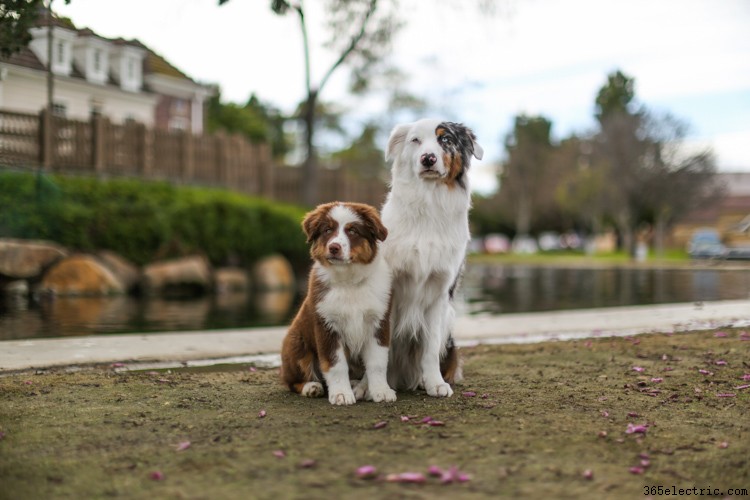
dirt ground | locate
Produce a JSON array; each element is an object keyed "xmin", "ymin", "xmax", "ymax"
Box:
[{"xmin": 1, "ymin": 328, "xmax": 749, "ymax": 499}]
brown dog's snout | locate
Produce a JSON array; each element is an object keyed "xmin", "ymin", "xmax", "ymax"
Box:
[
  {"xmin": 420, "ymin": 153, "xmax": 437, "ymax": 167},
  {"xmin": 328, "ymin": 242, "xmax": 341, "ymax": 256}
]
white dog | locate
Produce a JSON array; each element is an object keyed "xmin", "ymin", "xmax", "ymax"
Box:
[{"xmin": 381, "ymin": 118, "xmax": 483, "ymax": 397}]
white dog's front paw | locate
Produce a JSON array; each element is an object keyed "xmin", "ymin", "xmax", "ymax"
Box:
[
  {"xmin": 425, "ymin": 382, "xmax": 453, "ymax": 398},
  {"xmin": 301, "ymin": 381, "xmax": 324, "ymax": 398},
  {"xmin": 369, "ymin": 385, "xmax": 397, "ymax": 403},
  {"xmin": 329, "ymin": 389, "xmax": 357, "ymax": 406}
]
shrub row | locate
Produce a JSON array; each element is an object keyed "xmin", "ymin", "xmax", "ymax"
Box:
[{"xmin": 0, "ymin": 171, "xmax": 308, "ymax": 267}]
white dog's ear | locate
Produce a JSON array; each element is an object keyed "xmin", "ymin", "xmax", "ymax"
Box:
[
  {"xmin": 472, "ymin": 139, "xmax": 484, "ymax": 161},
  {"xmin": 385, "ymin": 123, "xmax": 411, "ymax": 162}
]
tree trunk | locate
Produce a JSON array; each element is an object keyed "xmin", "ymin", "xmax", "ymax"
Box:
[{"xmin": 301, "ymin": 90, "xmax": 318, "ymax": 207}]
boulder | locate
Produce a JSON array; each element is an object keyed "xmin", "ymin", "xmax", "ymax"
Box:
[
  {"xmin": 96, "ymin": 250, "xmax": 140, "ymax": 291},
  {"xmin": 0, "ymin": 238, "xmax": 68, "ymax": 279},
  {"xmin": 214, "ymin": 267, "xmax": 251, "ymax": 294},
  {"xmin": 142, "ymin": 255, "xmax": 212, "ymax": 296},
  {"xmin": 40, "ymin": 254, "xmax": 125, "ymax": 296},
  {"xmin": 251, "ymin": 254, "xmax": 295, "ymax": 291}
]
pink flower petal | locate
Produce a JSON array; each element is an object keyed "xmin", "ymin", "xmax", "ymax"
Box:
[
  {"xmin": 739, "ymin": 332, "xmax": 750, "ymax": 341},
  {"xmin": 258, "ymin": 410, "xmax": 267, "ymax": 418},
  {"xmin": 598, "ymin": 431, "xmax": 608, "ymax": 438},
  {"xmin": 457, "ymin": 472, "xmax": 471, "ymax": 483},
  {"xmin": 582, "ymin": 469, "xmax": 594, "ymax": 480},
  {"xmin": 742, "ymin": 374, "xmax": 750, "ymax": 381},
  {"xmin": 427, "ymin": 465, "xmax": 443, "ymax": 477},
  {"xmin": 299, "ymin": 459, "xmax": 317, "ymax": 468},
  {"xmin": 461, "ymin": 391, "xmax": 477, "ymax": 397},
  {"xmin": 248, "ymin": 366, "xmax": 257, "ymax": 372},
  {"xmin": 626, "ymin": 423, "xmax": 648, "ymax": 434},
  {"xmin": 716, "ymin": 393, "xmax": 736, "ymax": 398},
  {"xmin": 735, "ymin": 384, "xmax": 750, "ymax": 390},
  {"xmin": 0, "ymin": 431, "xmax": 6, "ymax": 440},
  {"xmin": 640, "ymin": 459, "xmax": 651, "ymax": 468},
  {"xmin": 480, "ymin": 393, "xmax": 489, "ymax": 399},
  {"xmin": 175, "ymin": 441, "xmax": 191, "ymax": 451},
  {"xmin": 719, "ymin": 441, "xmax": 729, "ymax": 449},
  {"xmin": 357, "ymin": 465, "xmax": 377, "ymax": 479},
  {"xmin": 715, "ymin": 360, "xmax": 728, "ymax": 366},
  {"xmin": 627, "ymin": 412, "xmax": 639, "ymax": 418},
  {"xmin": 714, "ymin": 331, "xmax": 728, "ymax": 338},
  {"xmin": 149, "ymin": 471, "xmax": 165, "ymax": 481},
  {"xmin": 632, "ymin": 366, "xmax": 645, "ymax": 372},
  {"xmin": 400, "ymin": 416, "xmax": 410, "ymax": 422},
  {"xmin": 650, "ymin": 377, "xmax": 663, "ymax": 383},
  {"xmin": 373, "ymin": 421, "xmax": 388, "ymax": 429},
  {"xmin": 699, "ymin": 369, "xmax": 713, "ymax": 376},
  {"xmin": 111, "ymin": 362, "xmax": 126, "ymax": 368},
  {"xmin": 386, "ymin": 472, "xmax": 426, "ymax": 483},
  {"xmin": 629, "ymin": 466, "xmax": 645, "ymax": 475},
  {"xmin": 427, "ymin": 420, "xmax": 445, "ymax": 427},
  {"xmin": 419, "ymin": 416, "xmax": 433, "ymax": 424},
  {"xmin": 601, "ymin": 410, "xmax": 609, "ymax": 418},
  {"xmin": 272, "ymin": 450, "xmax": 286, "ymax": 458}
]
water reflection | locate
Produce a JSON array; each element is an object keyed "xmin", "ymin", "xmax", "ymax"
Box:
[
  {"xmin": 0, "ymin": 290, "xmax": 298, "ymax": 341},
  {"xmin": 461, "ymin": 265, "xmax": 750, "ymax": 315},
  {"xmin": 2, "ymin": 265, "xmax": 750, "ymax": 340}
]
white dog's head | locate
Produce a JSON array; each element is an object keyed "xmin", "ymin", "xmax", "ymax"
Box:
[{"xmin": 385, "ymin": 119, "xmax": 483, "ymax": 189}]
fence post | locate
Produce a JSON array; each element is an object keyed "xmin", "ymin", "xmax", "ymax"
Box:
[
  {"xmin": 137, "ymin": 123, "xmax": 152, "ymax": 178},
  {"xmin": 39, "ymin": 108, "xmax": 53, "ymax": 169},
  {"xmin": 181, "ymin": 130, "xmax": 194, "ymax": 182},
  {"xmin": 91, "ymin": 114, "xmax": 106, "ymax": 174},
  {"xmin": 214, "ymin": 131, "xmax": 227, "ymax": 185},
  {"xmin": 259, "ymin": 143, "xmax": 275, "ymax": 200}
]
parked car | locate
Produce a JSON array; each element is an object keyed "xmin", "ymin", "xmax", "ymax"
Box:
[
  {"xmin": 687, "ymin": 229, "xmax": 726, "ymax": 259},
  {"xmin": 537, "ymin": 232, "xmax": 562, "ymax": 252},
  {"xmin": 724, "ymin": 247, "xmax": 750, "ymax": 260},
  {"xmin": 484, "ymin": 233, "xmax": 510, "ymax": 254}
]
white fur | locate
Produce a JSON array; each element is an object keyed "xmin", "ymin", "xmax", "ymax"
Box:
[
  {"xmin": 382, "ymin": 118, "xmax": 481, "ymax": 397},
  {"xmin": 314, "ymin": 232, "xmax": 395, "ymax": 404},
  {"xmin": 326, "ymin": 204, "xmax": 360, "ymax": 263}
]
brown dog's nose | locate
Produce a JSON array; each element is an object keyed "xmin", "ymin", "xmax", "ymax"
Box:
[
  {"xmin": 420, "ymin": 153, "xmax": 437, "ymax": 167},
  {"xmin": 328, "ymin": 242, "xmax": 341, "ymax": 255}
]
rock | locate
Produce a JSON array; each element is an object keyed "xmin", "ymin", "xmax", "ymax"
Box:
[
  {"xmin": 96, "ymin": 250, "xmax": 140, "ymax": 291},
  {"xmin": 215, "ymin": 267, "xmax": 251, "ymax": 294},
  {"xmin": 40, "ymin": 255, "xmax": 125, "ymax": 296},
  {"xmin": 0, "ymin": 238, "xmax": 68, "ymax": 279},
  {"xmin": 251, "ymin": 254, "xmax": 295, "ymax": 291},
  {"xmin": 142, "ymin": 255, "xmax": 212, "ymax": 296}
]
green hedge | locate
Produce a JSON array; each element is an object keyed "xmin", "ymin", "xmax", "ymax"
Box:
[{"xmin": 0, "ymin": 171, "xmax": 308, "ymax": 266}]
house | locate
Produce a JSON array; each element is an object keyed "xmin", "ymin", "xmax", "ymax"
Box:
[
  {"xmin": 670, "ymin": 172, "xmax": 750, "ymax": 248},
  {"xmin": 0, "ymin": 11, "xmax": 213, "ymax": 134}
]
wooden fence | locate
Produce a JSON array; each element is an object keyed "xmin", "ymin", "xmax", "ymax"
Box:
[{"xmin": 0, "ymin": 108, "xmax": 388, "ymax": 207}]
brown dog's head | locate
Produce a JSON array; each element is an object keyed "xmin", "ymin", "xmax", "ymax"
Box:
[{"xmin": 302, "ymin": 202, "xmax": 388, "ymax": 266}]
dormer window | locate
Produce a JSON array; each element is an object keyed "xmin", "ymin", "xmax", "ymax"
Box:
[
  {"xmin": 111, "ymin": 45, "xmax": 145, "ymax": 92},
  {"xmin": 56, "ymin": 41, "xmax": 65, "ymax": 64},
  {"xmin": 93, "ymin": 49, "xmax": 101, "ymax": 71}
]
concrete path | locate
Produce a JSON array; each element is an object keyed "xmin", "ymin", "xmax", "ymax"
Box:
[{"xmin": 1, "ymin": 300, "xmax": 748, "ymax": 373}]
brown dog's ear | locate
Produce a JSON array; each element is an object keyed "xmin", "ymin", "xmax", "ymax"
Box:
[
  {"xmin": 385, "ymin": 123, "xmax": 411, "ymax": 163},
  {"xmin": 351, "ymin": 203, "xmax": 388, "ymax": 242},
  {"xmin": 302, "ymin": 206, "xmax": 326, "ymax": 243}
]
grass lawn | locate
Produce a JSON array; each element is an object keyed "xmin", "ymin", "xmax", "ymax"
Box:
[{"xmin": 1, "ymin": 329, "xmax": 749, "ymax": 499}]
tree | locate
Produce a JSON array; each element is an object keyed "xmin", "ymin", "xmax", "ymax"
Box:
[
  {"xmin": 499, "ymin": 114, "xmax": 554, "ymax": 237},
  {"xmin": 0, "ymin": 0, "xmax": 43, "ymax": 58},
  {"xmin": 207, "ymin": 92, "xmax": 290, "ymax": 159},
  {"xmin": 592, "ymin": 70, "xmax": 720, "ymax": 257},
  {"xmin": 220, "ymin": 0, "xmax": 400, "ymax": 206}
]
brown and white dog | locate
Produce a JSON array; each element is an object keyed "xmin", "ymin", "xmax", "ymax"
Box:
[
  {"xmin": 281, "ymin": 201, "xmax": 396, "ymax": 405},
  {"xmin": 381, "ymin": 119, "xmax": 483, "ymax": 397}
]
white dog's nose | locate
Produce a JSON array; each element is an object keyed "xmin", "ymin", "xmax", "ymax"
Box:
[{"xmin": 420, "ymin": 153, "xmax": 437, "ymax": 167}]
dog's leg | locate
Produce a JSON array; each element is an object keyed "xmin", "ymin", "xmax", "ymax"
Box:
[
  {"xmin": 420, "ymin": 302, "xmax": 454, "ymax": 397},
  {"xmin": 362, "ymin": 337, "xmax": 397, "ymax": 403},
  {"xmin": 323, "ymin": 346, "xmax": 357, "ymax": 405}
]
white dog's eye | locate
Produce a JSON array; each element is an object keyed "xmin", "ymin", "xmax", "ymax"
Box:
[
  {"xmin": 439, "ymin": 135, "xmax": 451, "ymax": 145},
  {"xmin": 411, "ymin": 137, "xmax": 421, "ymax": 144}
]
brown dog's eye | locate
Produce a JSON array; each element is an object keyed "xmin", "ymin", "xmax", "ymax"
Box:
[{"xmin": 347, "ymin": 227, "xmax": 358, "ymax": 236}]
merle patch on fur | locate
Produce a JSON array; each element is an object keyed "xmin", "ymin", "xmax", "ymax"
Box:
[{"xmin": 435, "ymin": 122, "xmax": 479, "ymax": 189}]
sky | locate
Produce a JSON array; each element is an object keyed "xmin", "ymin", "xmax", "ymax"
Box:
[{"xmin": 54, "ymin": 0, "xmax": 750, "ymax": 194}]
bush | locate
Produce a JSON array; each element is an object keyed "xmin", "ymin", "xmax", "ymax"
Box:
[{"xmin": 0, "ymin": 171, "xmax": 308, "ymax": 266}]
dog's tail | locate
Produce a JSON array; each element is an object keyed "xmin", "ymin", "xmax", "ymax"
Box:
[{"xmin": 440, "ymin": 334, "xmax": 463, "ymax": 384}]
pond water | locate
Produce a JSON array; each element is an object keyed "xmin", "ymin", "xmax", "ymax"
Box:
[{"xmin": 2, "ymin": 264, "xmax": 750, "ymax": 340}]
